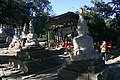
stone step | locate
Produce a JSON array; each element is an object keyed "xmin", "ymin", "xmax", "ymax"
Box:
[
  {"xmin": 62, "ymin": 59, "xmax": 105, "ymax": 73},
  {"xmin": 16, "ymin": 49, "xmax": 64, "ymax": 60},
  {"xmin": 21, "ymin": 46, "xmax": 45, "ymax": 52},
  {"xmin": 1, "ymin": 63, "xmax": 59, "ymax": 80},
  {"xmin": 58, "ymin": 67, "xmax": 110, "ymax": 80},
  {"xmin": 9, "ymin": 57, "xmax": 62, "ymax": 72}
]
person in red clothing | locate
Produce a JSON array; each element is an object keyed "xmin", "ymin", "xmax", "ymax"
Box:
[
  {"xmin": 63, "ymin": 34, "xmax": 69, "ymax": 48},
  {"xmin": 107, "ymin": 40, "xmax": 113, "ymax": 52}
]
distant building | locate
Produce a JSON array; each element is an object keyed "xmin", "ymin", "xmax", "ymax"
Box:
[{"xmin": 45, "ymin": 12, "xmax": 79, "ymax": 42}]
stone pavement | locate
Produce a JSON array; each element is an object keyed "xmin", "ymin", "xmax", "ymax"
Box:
[
  {"xmin": 0, "ymin": 48, "xmax": 120, "ymax": 80},
  {"xmin": 0, "ymin": 63, "xmax": 58, "ymax": 80},
  {"xmin": 105, "ymin": 56, "xmax": 120, "ymax": 80}
]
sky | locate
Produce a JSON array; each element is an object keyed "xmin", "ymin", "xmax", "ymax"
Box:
[{"xmin": 49, "ymin": 0, "xmax": 111, "ymax": 15}]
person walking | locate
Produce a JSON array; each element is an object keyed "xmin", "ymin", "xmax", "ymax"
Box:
[{"xmin": 100, "ymin": 41, "xmax": 107, "ymax": 61}]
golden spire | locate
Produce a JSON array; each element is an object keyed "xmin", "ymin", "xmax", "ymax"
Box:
[{"xmin": 80, "ymin": 8, "xmax": 84, "ymax": 15}]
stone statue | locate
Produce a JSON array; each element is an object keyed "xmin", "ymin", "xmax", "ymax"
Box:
[
  {"xmin": 71, "ymin": 14, "xmax": 99, "ymax": 61},
  {"xmin": 25, "ymin": 30, "xmax": 38, "ymax": 46}
]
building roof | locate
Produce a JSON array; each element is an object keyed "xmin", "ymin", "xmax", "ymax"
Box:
[{"xmin": 45, "ymin": 12, "xmax": 79, "ymax": 30}]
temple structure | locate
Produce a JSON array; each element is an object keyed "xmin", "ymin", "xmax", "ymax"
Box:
[{"xmin": 45, "ymin": 12, "xmax": 79, "ymax": 43}]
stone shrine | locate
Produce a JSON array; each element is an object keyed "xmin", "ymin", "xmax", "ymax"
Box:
[
  {"xmin": 25, "ymin": 20, "xmax": 39, "ymax": 46},
  {"xmin": 21, "ymin": 23, "xmax": 28, "ymax": 46},
  {"xmin": 58, "ymin": 9, "xmax": 109, "ymax": 80},
  {"xmin": 0, "ymin": 24, "xmax": 7, "ymax": 48},
  {"xmin": 0, "ymin": 25, "xmax": 7, "ymax": 42},
  {"xmin": 8, "ymin": 28, "xmax": 21, "ymax": 51},
  {"xmin": 8, "ymin": 20, "xmax": 65, "ymax": 73}
]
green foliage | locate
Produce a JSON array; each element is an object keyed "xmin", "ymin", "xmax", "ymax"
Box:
[
  {"xmin": 25, "ymin": 0, "xmax": 52, "ymax": 36},
  {"xmin": 48, "ymin": 31, "xmax": 55, "ymax": 43},
  {"xmin": 84, "ymin": 0, "xmax": 120, "ymax": 45},
  {"xmin": 33, "ymin": 16, "xmax": 48, "ymax": 36},
  {"xmin": 85, "ymin": 13, "xmax": 106, "ymax": 41},
  {"xmin": 0, "ymin": 0, "xmax": 52, "ymax": 29},
  {"xmin": 25, "ymin": 0, "xmax": 52, "ymax": 16},
  {"xmin": 0, "ymin": 0, "xmax": 29, "ymax": 26}
]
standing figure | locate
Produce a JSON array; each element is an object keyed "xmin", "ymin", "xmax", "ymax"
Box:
[
  {"xmin": 100, "ymin": 41, "xmax": 107, "ymax": 60},
  {"xmin": 107, "ymin": 40, "xmax": 113, "ymax": 52},
  {"xmin": 63, "ymin": 34, "xmax": 69, "ymax": 48}
]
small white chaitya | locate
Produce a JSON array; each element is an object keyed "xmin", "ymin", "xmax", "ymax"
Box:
[
  {"xmin": 25, "ymin": 20, "xmax": 39, "ymax": 46},
  {"xmin": 0, "ymin": 24, "xmax": 7, "ymax": 40},
  {"xmin": 71, "ymin": 14, "xmax": 99, "ymax": 61},
  {"xmin": 21, "ymin": 23, "xmax": 28, "ymax": 46},
  {"xmin": 21, "ymin": 23, "xmax": 28, "ymax": 39},
  {"xmin": 8, "ymin": 28, "xmax": 21, "ymax": 50}
]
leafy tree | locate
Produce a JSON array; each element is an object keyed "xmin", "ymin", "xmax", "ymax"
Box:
[
  {"xmin": 33, "ymin": 15, "xmax": 49, "ymax": 36},
  {"xmin": 0, "ymin": 0, "xmax": 29, "ymax": 26},
  {"xmin": 84, "ymin": 0, "xmax": 120, "ymax": 45},
  {"xmin": 24, "ymin": 0, "xmax": 52, "ymax": 17},
  {"xmin": 0, "ymin": 0, "xmax": 52, "ymax": 37},
  {"xmin": 23, "ymin": 0, "xmax": 52, "ymax": 36},
  {"xmin": 0, "ymin": 0, "xmax": 52, "ymax": 25}
]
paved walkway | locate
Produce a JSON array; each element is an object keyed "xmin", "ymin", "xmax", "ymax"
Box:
[
  {"xmin": 105, "ymin": 55, "xmax": 120, "ymax": 80},
  {"xmin": 0, "ymin": 47, "xmax": 120, "ymax": 80}
]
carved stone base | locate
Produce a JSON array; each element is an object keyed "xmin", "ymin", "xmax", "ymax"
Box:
[
  {"xmin": 9, "ymin": 57, "xmax": 61, "ymax": 72},
  {"xmin": 58, "ymin": 59, "xmax": 110, "ymax": 80},
  {"xmin": 8, "ymin": 46, "xmax": 64, "ymax": 73}
]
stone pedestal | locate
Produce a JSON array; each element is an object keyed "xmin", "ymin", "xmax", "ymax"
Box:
[
  {"xmin": 9, "ymin": 46, "xmax": 64, "ymax": 72},
  {"xmin": 9, "ymin": 57, "xmax": 61, "ymax": 72},
  {"xmin": 58, "ymin": 59, "xmax": 109, "ymax": 80},
  {"xmin": 25, "ymin": 32, "xmax": 39, "ymax": 46}
]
